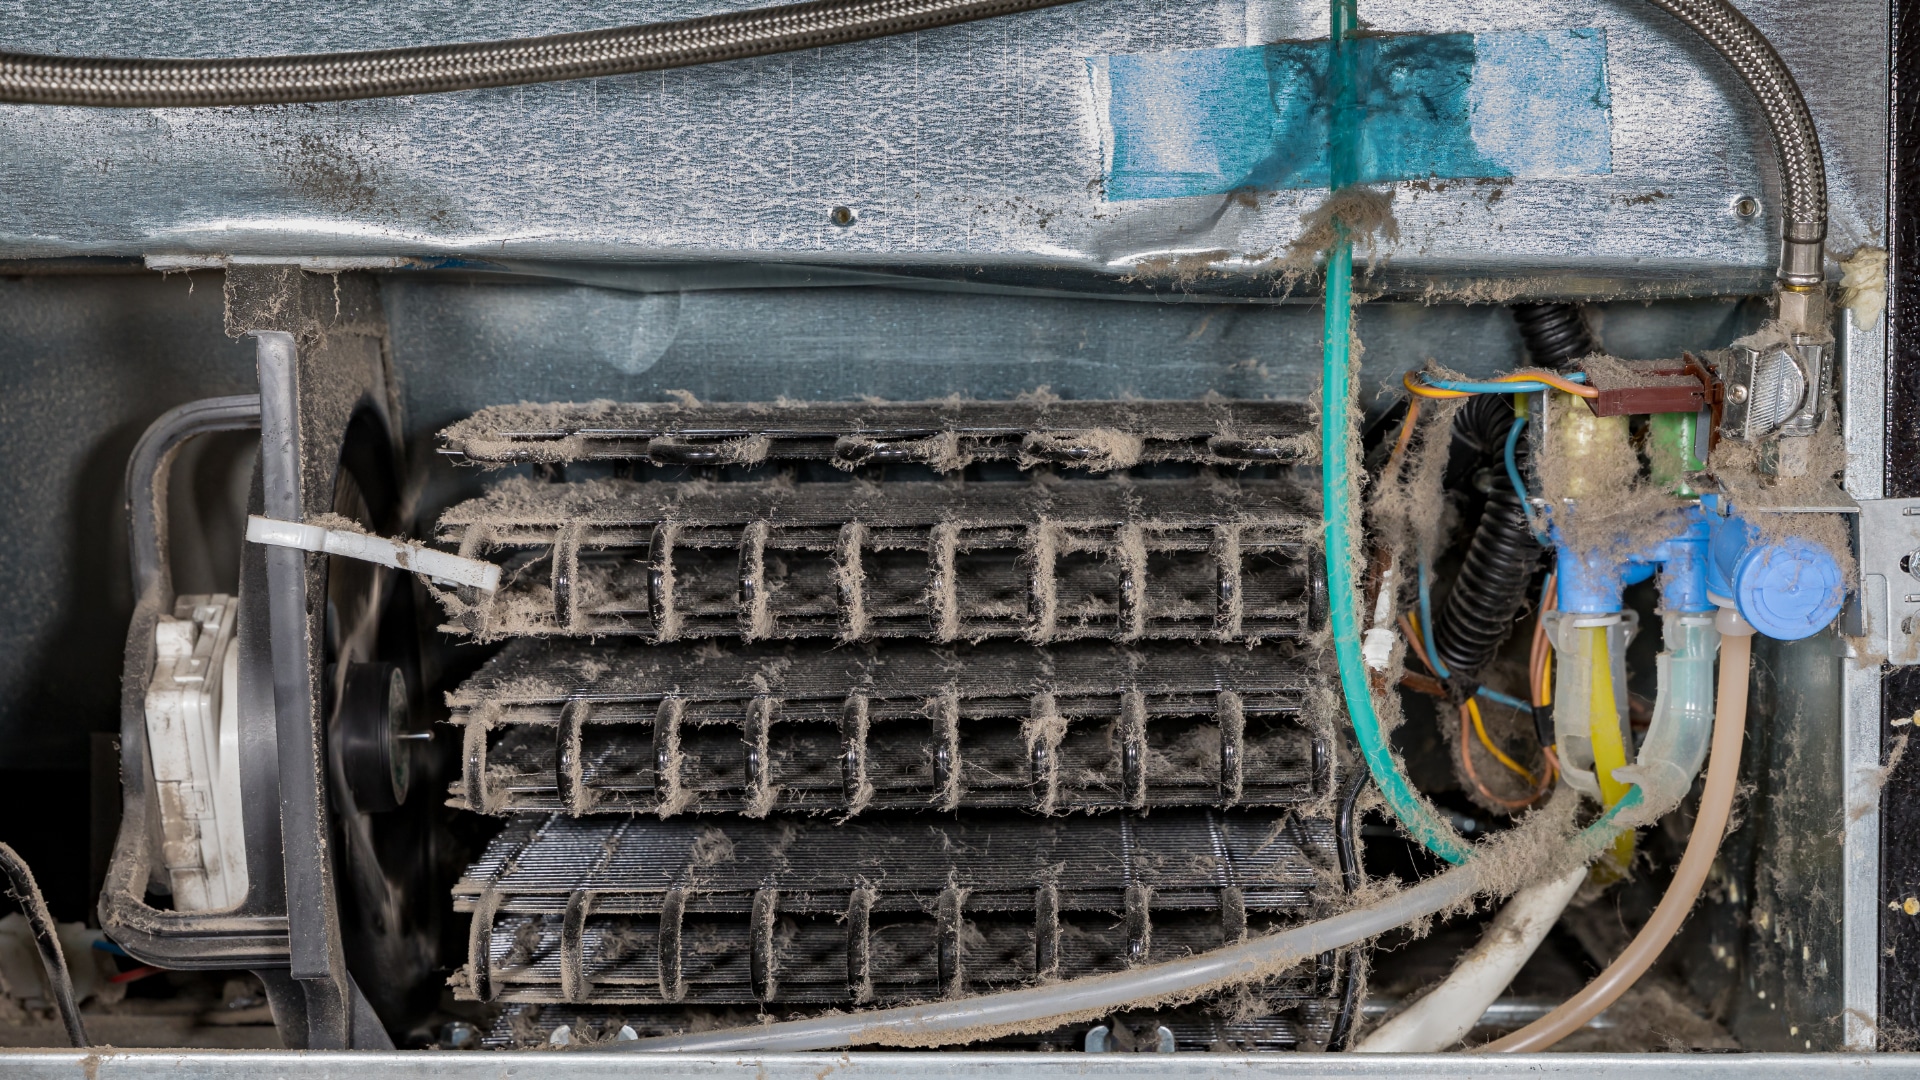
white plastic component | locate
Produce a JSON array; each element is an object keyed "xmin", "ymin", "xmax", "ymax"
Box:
[
  {"xmin": 0, "ymin": 913, "xmax": 121, "ymax": 1007},
  {"xmin": 1363, "ymin": 559, "xmax": 1399, "ymax": 671},
  {"xmin": 1354, "ymin": 863, "xmax": 1586, "ymax": 1052},
  {"xmin": 1361, "ymin": 627, "xmax": 1397, "ymax": 672},
  {"xmin": 245, "ymin": 515, "xmax": 500, "ymax": 591},
  {"xmin": 144, "ymin": 594, "xmax": 248, "ymax": 911}
]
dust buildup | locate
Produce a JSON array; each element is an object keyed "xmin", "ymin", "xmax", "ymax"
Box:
[
  {"xmin": 1707, "ymin": 415, "xmax": 1855, "ymax": 587},
  {"xmin": 821, "ymin": 793, "xmax": 1589, "ymax": 1050},
  {"xmin": 1017, "ymin": 429, "xmax": 1144, "ymax": 473},
  {"xmin": 1535, "ymin": 381, "xmax": 1677, "ymax": 563},
  {"xmin": 1022, "ymin": 695, "xmax": 1068, "ymax": 815},
  {"xmin": 1366, "ymin": 394, "xmax": 1463, "ymax": 570},
  {"xmin": 1287, "ymin": 186, "xmax": 1400, "ymax": 271},
  {"xmin": 688, "ymin": 827, "xmax": 735, "ymax": 869},
  {"xmin": 598, "ymin": 920, "xmax": 649, "ymax": 964},
  {"xmin": 1546, "ymin": 979, "xmax": 1738, "ymax": 1052}
]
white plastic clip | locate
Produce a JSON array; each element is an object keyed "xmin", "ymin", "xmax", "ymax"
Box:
[{"xmin": 245, "ymin": 515, "xmax": 501, "ymax": 592}]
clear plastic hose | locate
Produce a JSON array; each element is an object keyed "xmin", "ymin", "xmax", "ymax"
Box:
[
  {"xmin": 1615, "ymin": 614, "xmax": 1720, "ymax": 814},
  {"xmin": 615, "ymin": 798, "xmax": 1642, "ymax": 1054},
  {"xmin": 1482, "ymin": 606, "xmax": 1755, "ymax": 1051}
]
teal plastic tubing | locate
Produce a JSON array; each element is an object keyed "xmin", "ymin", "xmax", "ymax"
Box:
[
  {"xmin": 1321, "ymin": 0, "xmax": 1475, "ymax": 865},
  {"xmin": 1318, "ymin": 0, "xmax": 1646, "ymax": 865}
]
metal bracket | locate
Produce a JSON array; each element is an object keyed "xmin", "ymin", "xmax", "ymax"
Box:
[{"xmin": 1855, "ymin": 498, "xmax": 1920, "ymax": 664}]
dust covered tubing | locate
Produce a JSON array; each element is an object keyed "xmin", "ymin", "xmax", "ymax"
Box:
[
  {"xmin": 0, "ymin": 0, "xmax": 1816, "ymax": 1056},
  {"xmin": 618, "ymin": 861, "xmax": 1491, "ymax": 1052},
  {"xmin": 0, "ymin": 0, "xmax": 1079, "ymax": 107}
]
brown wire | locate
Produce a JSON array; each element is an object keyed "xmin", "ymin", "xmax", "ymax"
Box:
[{"xmin": 1457, "ymin": 702, "xmax": 1556, "ymax": 813}]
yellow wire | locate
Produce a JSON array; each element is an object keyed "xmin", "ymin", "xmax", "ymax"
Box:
[
  {"xmin": 1401, "ymin": 369, "xmax": 1600, "ymax": 400},
  {"xmin": 1467, "ymin": 697, "xmax": 1537, "ymax": 787},
  {"xmin": 1402, "ymin": 370, "xmax": 1470, "ymax": 399},
  {"xmin": 1586, "ymin": 625, "xmax": 1637, "ymax": 870}
]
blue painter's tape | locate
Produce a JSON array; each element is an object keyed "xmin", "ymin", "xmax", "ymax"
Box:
[{"xmin": 1091, "ymin": 29, "xmax": 1611, "ymax": 201}]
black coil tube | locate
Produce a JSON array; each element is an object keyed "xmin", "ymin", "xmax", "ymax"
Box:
[
  {"xmin": 1510, "ymin": 303, "xmax": 1594, "ymax": 369},
  {"xmin": 0, "ymin": 842, "xmax": 88, "ymax": 1046},
  {"xmin": 1432, "ymin": 396, "xmax": 1542, "ymax": 681}
]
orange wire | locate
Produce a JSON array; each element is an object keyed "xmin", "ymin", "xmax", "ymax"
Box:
[
  {"xmin": 1387, "ymin": 398, "xmax": 1421, "ymax": 472},
  {"xmin": 1469, "ymin": 697, "xmax": 1537, "ymax": 787},
  {"xmin": 1531, "ymin": 570, "xmax": 1558, "ymax": 709},
  {"xmin": 1402, "ymin": 369, "xmax": 1600, "ymax": 400},
  {"xmin": 1402, "ymin": 370, "xmax": 1469, "ymax": 399},
  {"xmin": 1399, "ymin": 613, "xmax": 1437, "ymax": 675},
  {"xmin": 1497, "ymin": 371, "xmax": 1599, "ymax": 399},
  {"xmin": 1459, "ymin": 701, "xmax": 1557, "ymax": 812}
]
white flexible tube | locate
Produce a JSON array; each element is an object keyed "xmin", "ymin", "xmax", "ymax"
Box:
[
  {"xmin": 1482, "ymin": 605, "xmax": 1755, "ymax": 1052},
  {"xmin": 1353, "ymin": 863, "xmax": 1585, "ymax": 1052},
  {"xmin": 617, "ymin": 860, "xmax": 1489, "ymax": 1053},
  {"xmin": 245, "ymin": 514, "xmax": 501, "ymax": 591}
]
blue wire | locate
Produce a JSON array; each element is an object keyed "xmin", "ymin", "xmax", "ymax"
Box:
[
  {"xmin": 1476, "ymin": 687, "xmax": 1531, "ymax": 711},
  {"xmin": 1417, "ymin": 562, "xmax": 1449, "ymax": 680},
  {"xmin": 1504, "ymin": 413, "xmax": 1550, "ymax": 545},
  {"xmin": 1423, "ymin": 372, "xmax": 1589, "ymax": 395},
  {"xmin": 1419, "ymin": 562, "xmax": 1529, "ymax": 708},
  {"xmin": 92, "ymin": 939, "xmax": 129, "ymax": 956}
]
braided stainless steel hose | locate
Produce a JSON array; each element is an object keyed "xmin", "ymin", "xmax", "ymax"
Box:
[
  {"xmin": 1644, "ymin": 0, "xmax": 1828, "ymax": 287},
  {"xmin": 0, "ymin": 0, "xmax": 1826, "ymax": 288},
  {"xmin": 0, "ymin": 0, "xmax": 1079, "ymax": 108}
]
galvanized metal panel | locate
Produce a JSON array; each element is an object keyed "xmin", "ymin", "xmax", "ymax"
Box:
[
  {"xmin": 1, "ymin": 1049, "xmax": 1916, "ymax": 1078},
  {"xmin": 0, "ymin": 0, "xmax": 1888, "ymax": 294}
]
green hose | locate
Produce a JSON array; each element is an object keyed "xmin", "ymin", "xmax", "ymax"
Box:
[
  {"xmin": 1320, "ymin": 0, "xmax": 1474, "ymax": 865},
  {"xmin": 1316, "ymin": 0, "xmax": 1645, "ymax": 865}
]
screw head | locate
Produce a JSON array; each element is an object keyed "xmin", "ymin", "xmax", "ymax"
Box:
[{"xmin": 1728, "ymin": 383, "xmax": 1749, "ymax": 404}]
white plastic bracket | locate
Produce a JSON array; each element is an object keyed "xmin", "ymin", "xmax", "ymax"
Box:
[{"xmin": 245, "ymin": 515, "xmax": 501, "ymax": 591}]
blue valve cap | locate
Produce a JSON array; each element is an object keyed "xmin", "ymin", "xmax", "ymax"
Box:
[{"xmin": 1733, "ymin": 536, "xmax": 1845, "ymax": 641}]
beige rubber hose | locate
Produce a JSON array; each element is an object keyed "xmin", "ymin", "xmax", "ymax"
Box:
[{"xmin": 1480, "ymin": 606, "xmax": 1754, "ymax": 1052}]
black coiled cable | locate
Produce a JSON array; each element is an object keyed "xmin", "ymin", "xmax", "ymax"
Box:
[
  {"xmin": 1434, "ymin": 481, "xmax": 1541, "ymax": 679},
  {"xmin": 1510, "ymin": 303, "xmax": 1594, "ymax": 369},
  {"xmin": 1432, "ymin": 395, "xmax": 1542, "ymax": 681}
]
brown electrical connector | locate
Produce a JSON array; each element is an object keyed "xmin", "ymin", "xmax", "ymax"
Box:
[
  {"xmin": 1682, "ymin": 353, "xmax": 1726, "ymax": 455},
  {"xmin": 1577, "ymin": 357, "xmax": 1719, "ymax": 418}
]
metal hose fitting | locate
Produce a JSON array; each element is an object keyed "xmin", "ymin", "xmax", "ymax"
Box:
[
  {"xmin": 1642, "ymin": 0, "xmax": 1827, "ymax": 286},
  {"xmin": 0, "ymin": 0, "xmax": 1078, "ymax": 108}
]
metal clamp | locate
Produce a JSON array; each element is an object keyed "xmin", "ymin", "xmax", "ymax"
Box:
[{"xmin": 1854, "ymin": 498, "xmax": 1920, "ymax": 664}]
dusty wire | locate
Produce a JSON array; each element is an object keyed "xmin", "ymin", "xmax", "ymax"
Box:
[{"xmin": 0, "ymin": 843, "xmax": 87, "ymax": 1047}]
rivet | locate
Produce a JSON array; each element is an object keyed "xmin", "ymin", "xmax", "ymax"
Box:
[{"xmin": 830, "ymin": 206, "xmax": 857, "ymax": 227}]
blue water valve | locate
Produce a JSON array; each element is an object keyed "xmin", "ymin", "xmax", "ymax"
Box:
[{"xmin": 1702, "ymin": 499, "xmax": 1846, "ymax": 641}]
